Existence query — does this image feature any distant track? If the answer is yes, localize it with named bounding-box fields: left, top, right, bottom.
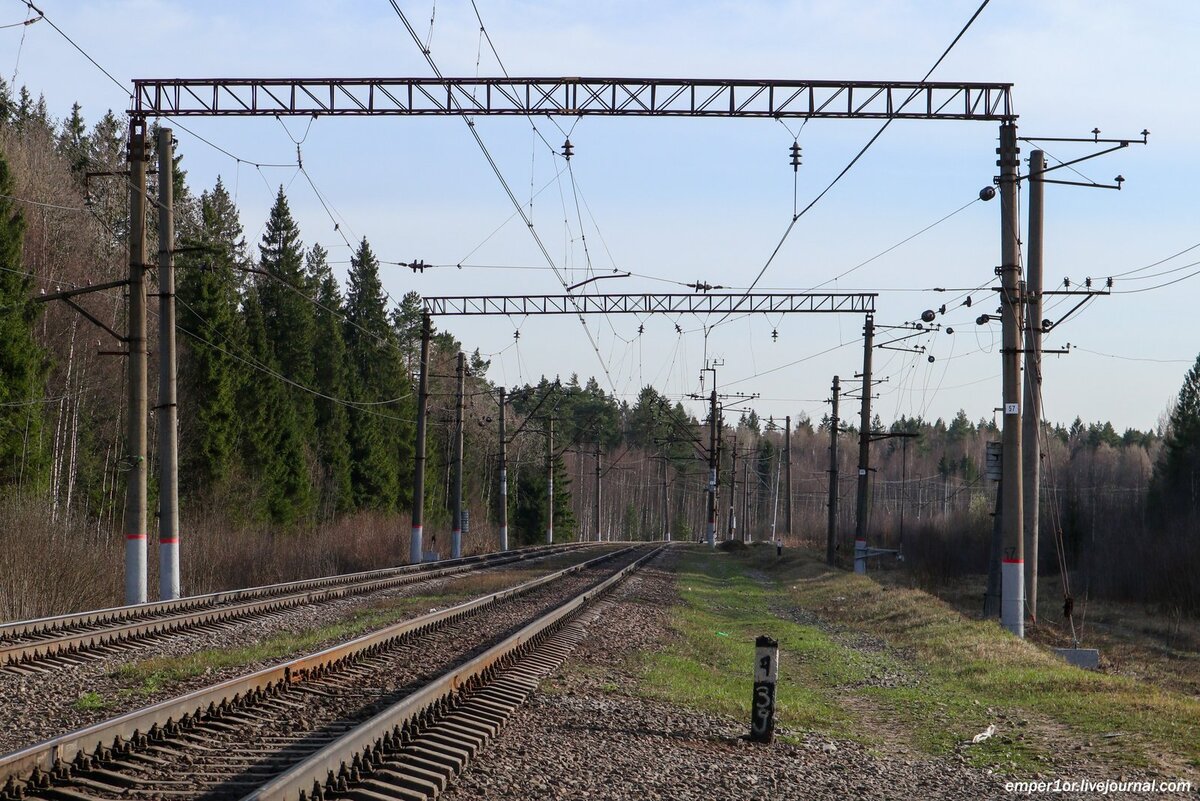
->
left=0, top=543, right=661, bottom=801
left=0, top=543, right=594, bottom=673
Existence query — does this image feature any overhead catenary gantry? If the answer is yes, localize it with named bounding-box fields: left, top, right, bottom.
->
left=131, top=77, right=1014, bottom=121
left=424, top=292, right=875, bottom=316
left=413, top=292, right=876, bottom=561
left=123, top=73, right=1022, bottom=632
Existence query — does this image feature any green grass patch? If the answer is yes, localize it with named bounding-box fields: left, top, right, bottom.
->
left=110, top=555, right=596, bottom=696
left=641, top=548, right=859, bottom=737
left=111, top=592, right=471, bottom=695
left=763, top=549, right=1200, bottom=772
left=72, top=690, right=108, bottom=711
left=638, top=546, right=1200, bottom=775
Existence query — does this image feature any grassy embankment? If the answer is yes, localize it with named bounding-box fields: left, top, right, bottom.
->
left=639, top=545, right=1200, bottom=776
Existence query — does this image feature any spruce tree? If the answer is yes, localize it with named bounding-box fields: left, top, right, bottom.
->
left=344, top=238, right=409, bottom=510
left=306, top=244, right=354, bottom=517
left=1151, top=354, right=1200, bottom=516
left=258, top=188, right=317, bottom=445
left=177, top=178, right=247, bottom=497
left=0, top=151, right=49, bottom=490
left=240, top=284, right=314, bottom=524
left=56, top=102, right=89, bottom=174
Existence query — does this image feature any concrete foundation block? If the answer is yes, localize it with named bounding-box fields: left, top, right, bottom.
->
left=1053, top=647, right=1100, bottom=670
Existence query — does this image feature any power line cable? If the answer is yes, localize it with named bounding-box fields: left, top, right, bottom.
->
left=386, top=0, right=618, bottom=393
left=711, top=0, right=992, bottom=328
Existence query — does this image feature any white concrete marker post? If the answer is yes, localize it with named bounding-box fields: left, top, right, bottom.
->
left=750, top=635, right=779, bottom=744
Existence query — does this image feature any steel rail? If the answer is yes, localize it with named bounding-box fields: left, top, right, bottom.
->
left=245, top=545, right=664, bottom=801
left=0, top=542, right=581, bottom=641
left=0, top=544, right=644, bottom=796
left=0, top=544, right=590, bottom=671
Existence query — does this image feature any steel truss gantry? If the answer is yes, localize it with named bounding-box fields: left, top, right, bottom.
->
left=131, top=77, right=1014, bottom=121
left=422, top=292, right=876, bottom=317
left=120, top=70, right=1021, bottom=602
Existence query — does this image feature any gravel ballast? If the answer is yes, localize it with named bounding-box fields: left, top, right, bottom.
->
left=440, top=551, right=1114, bottom=801
left=0, top=548, right=609, bottom=754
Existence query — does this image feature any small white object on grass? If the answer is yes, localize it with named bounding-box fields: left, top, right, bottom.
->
left=971, top=724, right=996, bottom=744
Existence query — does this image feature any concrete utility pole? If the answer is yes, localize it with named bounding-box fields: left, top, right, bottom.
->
left=1023, top=149, right=1046, bottom=625
left=498, top=387, right=508, bottom=551
left=595, top=441, right=602, bottom=543
left=545, top=417, right=554, bottom=544
left=410, top=313, right=431, bottom=564
left=984, top=478, right=1004, bottom=617
left=827, top=376, right=840, bottom=565
left=998, top=121, right=1025, bottom=638
left=451, top=351, right=465, bottom=560
left=156, top=127, right=180, bottom=601
left=742, top=457, right=751, bottom=543
left=784, top=415, right=793, bottom=541
left=662, top=458, right=671, bottom=542
left=727, top=438, right=738, bottom=541
left=854, top=315, right=875, bottom=575
left=124, top=119, right=149, bottom=606
left=706, top=387, right=718, bottom=549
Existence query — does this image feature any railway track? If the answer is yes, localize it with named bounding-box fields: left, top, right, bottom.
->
left=0, top=543, right=595, bottom=674
left=0, top=543, right=663, bottom=801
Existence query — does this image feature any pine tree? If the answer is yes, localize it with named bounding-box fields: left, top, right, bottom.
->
left=0, top=151, right=49, bottom=490
left=306, top=243, right=354, bottom=517
left=240, top=284, right=314, bottom=524
left=177, top=178, right=247, bottom=498
left=258, top=188, right=317, bottom=445
left=391, top=290, right=424, bottom=373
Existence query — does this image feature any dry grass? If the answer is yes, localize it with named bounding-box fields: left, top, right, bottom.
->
left=0, top=496, right=558, bottom=621
left=0, top=496, right=120, bottom=619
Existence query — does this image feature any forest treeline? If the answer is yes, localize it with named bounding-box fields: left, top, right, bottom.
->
left=1, top=86, right=1197, bottom=615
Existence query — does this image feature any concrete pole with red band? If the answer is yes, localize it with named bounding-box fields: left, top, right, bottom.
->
left=124, top=119, right=149, bottom=605
left=157, top=127, right=181, bottom=601
left=410, top=313, right=431, bottom=564
left=451, top=351, right=465, bottom=560
left=998, top=121, right=1025, bottom=638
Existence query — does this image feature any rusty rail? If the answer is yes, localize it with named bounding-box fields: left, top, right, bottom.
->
left=0, top=545, right=642, bottom=796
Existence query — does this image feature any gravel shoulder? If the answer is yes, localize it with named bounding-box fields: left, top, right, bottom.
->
left=442, top=549, right=1049, bottom=801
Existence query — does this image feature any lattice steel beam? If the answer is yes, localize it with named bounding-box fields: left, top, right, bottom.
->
left=131, top=78, right=1014, bottom=121
left=422, top=293, right=876, bottom=316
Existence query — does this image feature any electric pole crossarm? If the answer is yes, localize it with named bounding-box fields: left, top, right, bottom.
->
left=132, top=78, right=1014, bottom=121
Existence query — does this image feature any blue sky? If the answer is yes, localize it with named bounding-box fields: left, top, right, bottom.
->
left=6, top=1, right=1198, bottom=431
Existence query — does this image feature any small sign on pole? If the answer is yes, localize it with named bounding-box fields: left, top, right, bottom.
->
left=986, top=441, right=1002, bottom=482
left=749, top=635, right=779, bottom=743
left=462, top=509, right=470, bottom=534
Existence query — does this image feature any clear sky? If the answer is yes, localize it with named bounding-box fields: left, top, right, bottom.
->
left=6, top=1, right=1198, bottom=432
